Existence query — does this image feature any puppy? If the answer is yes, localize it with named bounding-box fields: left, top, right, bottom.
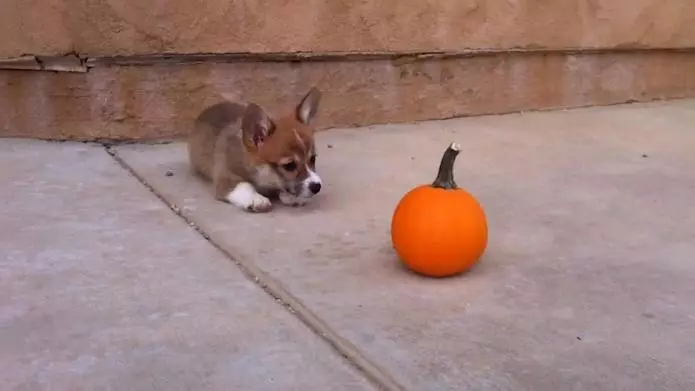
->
left=187, top=88, right=323, bottom=213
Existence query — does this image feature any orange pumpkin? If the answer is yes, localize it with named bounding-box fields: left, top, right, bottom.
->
left=390, top=142, right=488, bottom=277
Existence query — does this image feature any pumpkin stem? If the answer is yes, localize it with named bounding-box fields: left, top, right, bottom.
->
left=431, top=142, right=461, bottom=189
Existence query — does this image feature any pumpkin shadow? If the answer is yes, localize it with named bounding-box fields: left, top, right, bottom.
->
left=390, top=252, right=490, bottom=280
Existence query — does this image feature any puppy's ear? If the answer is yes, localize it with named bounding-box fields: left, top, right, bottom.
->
left=295, top=87, right=321, bottom=125
left=242, top=103, right=273, bottom=148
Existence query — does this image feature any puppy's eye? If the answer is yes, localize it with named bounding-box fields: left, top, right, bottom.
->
left=281, top=162, right=297, bottom=172
left=309, top=155, right=317, bottom=166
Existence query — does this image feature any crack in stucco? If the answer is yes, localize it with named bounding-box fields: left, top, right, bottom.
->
left=3, top=46, right=695, bottom=72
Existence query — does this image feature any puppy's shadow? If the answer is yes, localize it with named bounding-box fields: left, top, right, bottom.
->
left=273, top=198, right=323, bottom=215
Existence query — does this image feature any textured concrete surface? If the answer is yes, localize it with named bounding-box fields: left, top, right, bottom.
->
left=0, top=141, right=375, bottom=390
left=2, top=52, right=695, bottom=141
left=2, top=0, right=695, bottom=57
left=115, top=99, right=695, bottom=390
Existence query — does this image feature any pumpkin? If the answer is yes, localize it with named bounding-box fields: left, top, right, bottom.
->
left=390, top=142, right=488, bottom=277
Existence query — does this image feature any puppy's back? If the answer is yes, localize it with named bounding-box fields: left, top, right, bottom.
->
left=188, top=101, right=246, bottom=180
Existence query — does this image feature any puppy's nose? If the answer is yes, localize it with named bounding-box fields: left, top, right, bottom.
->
left=308, top=182, right=322, bottom=194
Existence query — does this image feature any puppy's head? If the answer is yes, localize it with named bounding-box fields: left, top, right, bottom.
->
left=241, top=87, right=323, bottom=199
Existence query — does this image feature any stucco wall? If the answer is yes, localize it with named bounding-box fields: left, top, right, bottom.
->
left=2, top=0, right=694, bottom=141
left=2, top=51, right=694, bottom=141
left=1, top=0, right=694, bottom=58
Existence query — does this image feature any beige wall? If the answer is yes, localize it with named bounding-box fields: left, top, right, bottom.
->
left=2, top=0, right=694, bottom=58
left=2, top=1, right=694, bottom=141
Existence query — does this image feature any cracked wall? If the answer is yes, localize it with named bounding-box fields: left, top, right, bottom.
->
left=2, top=51, right=694, bottom=141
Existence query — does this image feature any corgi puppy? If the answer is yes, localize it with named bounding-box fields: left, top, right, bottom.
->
left=187, top=88, right=323, bottom=213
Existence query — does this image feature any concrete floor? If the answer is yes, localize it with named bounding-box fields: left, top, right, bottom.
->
left=2, top=100, right=695, bottom=391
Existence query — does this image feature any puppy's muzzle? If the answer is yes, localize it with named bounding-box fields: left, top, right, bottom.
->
left=297, top=168, right=322, bottom=198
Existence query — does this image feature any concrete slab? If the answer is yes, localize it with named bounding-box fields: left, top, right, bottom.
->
left=0, top=140, right=375, bottom=391
left=115, top=100, right=695, bottom=391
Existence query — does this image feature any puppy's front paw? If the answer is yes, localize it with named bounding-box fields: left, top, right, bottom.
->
left=245, top=193, right=273, bottom=213
left=279, top=192, right=307, bottom=207
left=227, top=182, right=273, bottom=213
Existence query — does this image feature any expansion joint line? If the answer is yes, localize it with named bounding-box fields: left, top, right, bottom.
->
left=104, top=145, right=407, bottom=391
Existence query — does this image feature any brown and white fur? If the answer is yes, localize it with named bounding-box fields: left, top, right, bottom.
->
left=187, top=88, right=323, bottom=213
